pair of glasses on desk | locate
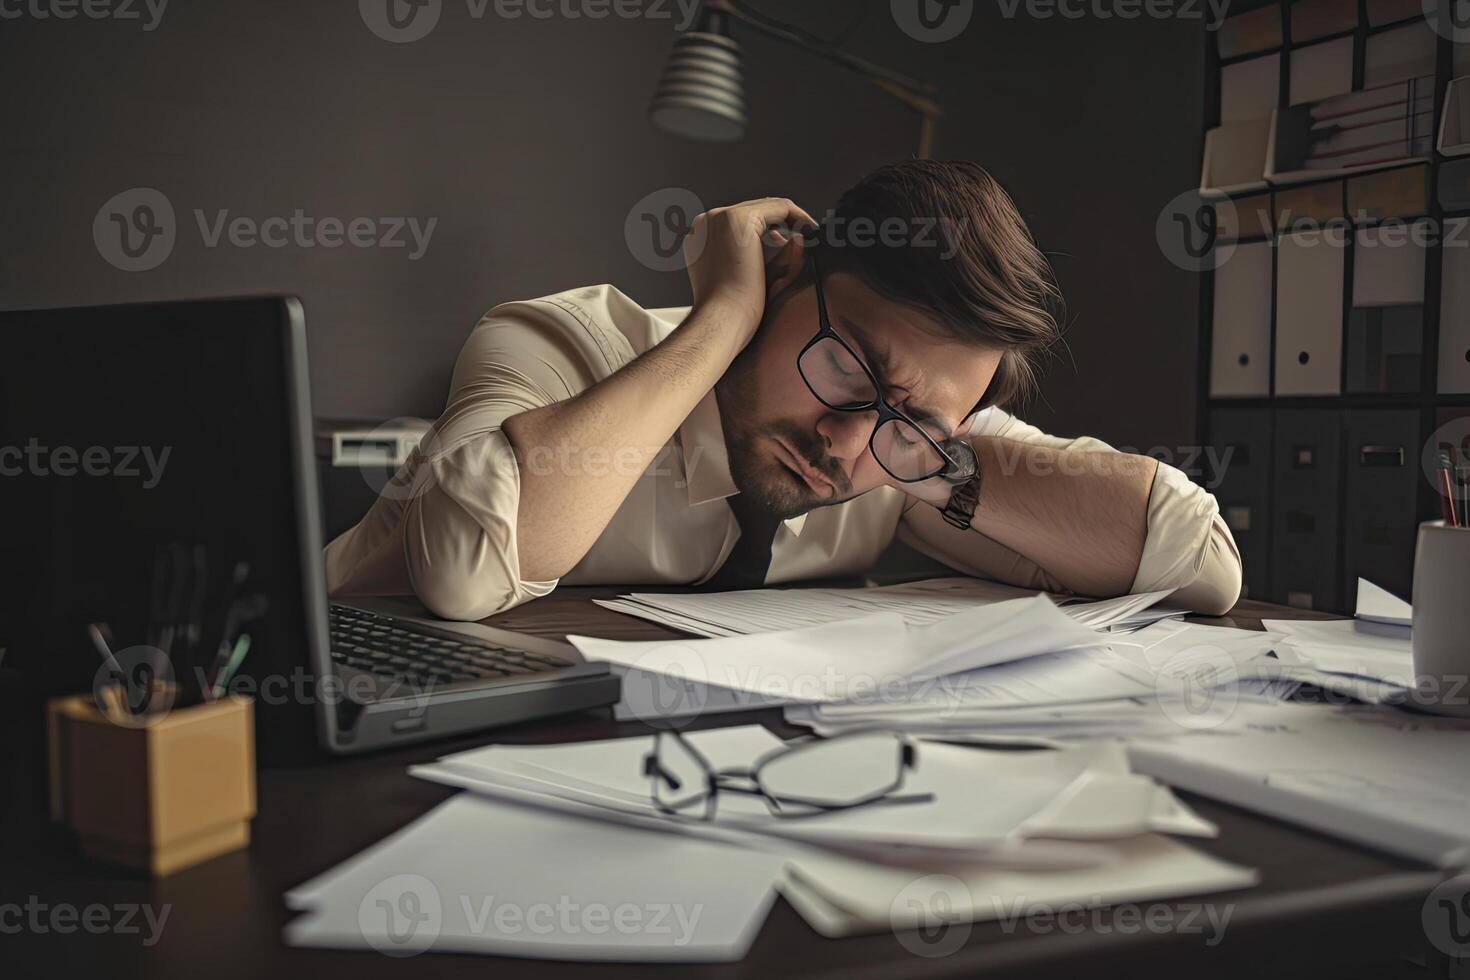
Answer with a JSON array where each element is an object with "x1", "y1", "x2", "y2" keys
[{"x1": 642, "y1": 729, "x2": 931, "y2": 820}]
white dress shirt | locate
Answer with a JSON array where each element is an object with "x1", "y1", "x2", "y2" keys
[{"x1": 325, "y1": 285, "x2": 1243, "y2": 620}]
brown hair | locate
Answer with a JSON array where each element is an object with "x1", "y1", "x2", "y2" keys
[{"x1": 814, "y1": 160, "x2": 1064, "y2": 411}]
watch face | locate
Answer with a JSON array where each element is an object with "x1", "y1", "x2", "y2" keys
[{"x1": 939, "y1": 439, "x2": 978, "y2": 483}]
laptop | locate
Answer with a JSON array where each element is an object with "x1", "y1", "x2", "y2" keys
[{"x1": 0, "y1": 297, "x2": 620, "y2": 764}]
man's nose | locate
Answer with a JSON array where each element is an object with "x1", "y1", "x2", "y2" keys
[{"x1": 815, "y1": 409, "x2": 875, "y2": 466}]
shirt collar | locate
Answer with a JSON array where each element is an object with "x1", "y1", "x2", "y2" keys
[{"x1": 676, "y1": 389, "x2": 808, "y2": 537}]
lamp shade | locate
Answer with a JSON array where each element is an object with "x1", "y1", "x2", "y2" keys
[{"x1": 649, "y1": 27, "x2": 747, "y2": 142}]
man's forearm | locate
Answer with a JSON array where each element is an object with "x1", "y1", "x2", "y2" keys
[
  {"x1": 968, "y1": 435, "x2": 1158, "y2": 597},
  {"x1": 501, "y1": 301, "x2": 751, "y2": 581}
]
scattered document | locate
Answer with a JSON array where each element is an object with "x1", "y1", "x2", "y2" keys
[
  {"x1": 1130, "y1": 705, "x2": 1470, "y2": 866},
  {"x1": 1263, "y1": 618, "x2": 1415, "y2": 688},
  {"x1": 284, "y1": 793, "x2": 784, "y2": 961},
  {"x1": 572, "y1": 595, "x2": 1105, "y2": 706},
  {"x1": 410, "y1": 726, "x2": 1214, "y2": 857},
  {"x1": 785, "y1": 621, "x2": 1290, "y2": 743},
  {"x1": 595, "y1": 577, "x2": 1179, "y2": 638},
  {"x1": 1354, "y1": 578, "x2": 1413, "y2": 628},
  {"x1": 286, "y1": 726, "x2": 1259, "y2": 960}
]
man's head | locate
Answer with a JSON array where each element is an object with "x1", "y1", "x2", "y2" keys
[{"x1": 715, "y1": 160, "x2": 1064, "y2": 519}]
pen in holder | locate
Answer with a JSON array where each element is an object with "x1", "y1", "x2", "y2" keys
[{"x1": 47, "y1": 691, "x2": 256, "y2": 876}]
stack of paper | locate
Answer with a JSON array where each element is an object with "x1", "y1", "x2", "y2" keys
[
  {"x1": 595, "y1": 577, "x2": 1185, "y2": 638},
  {"x1": 1260, "y1": 580, "x2": 1415, "y2": 697},
  {"x1": 284, "y1": 726, "x2": 1259, "y2": 959},
  {"x1": 574, "y1": 594, "x2": 1109, "y2": 722},
  {"x1": 785, "y1": 620, "x2": 1301, "y2": 744},
  {"x1": 1130, "y1": 704, "x2": 1470, "y2": 867}
]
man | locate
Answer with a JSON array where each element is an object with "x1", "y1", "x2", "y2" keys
[{"x1": 325, "y1": 160, "x2": 1241, "y2": 621}]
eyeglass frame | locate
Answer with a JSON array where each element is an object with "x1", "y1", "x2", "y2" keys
[
  {"x1": 641, "y1": 728, "x2": 931, "y2": 821},
  {"x1": 797, "y1": 249, "x2": 969, "y2": 484}
]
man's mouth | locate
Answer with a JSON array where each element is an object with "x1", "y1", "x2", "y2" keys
[{"x1": 772, "y1": 436, "x2": 835, "y2": 498}]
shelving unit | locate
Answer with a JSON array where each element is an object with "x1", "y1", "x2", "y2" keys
[{"x1": 1196, "y1": 0, "x2": 1470, "y2": 613}]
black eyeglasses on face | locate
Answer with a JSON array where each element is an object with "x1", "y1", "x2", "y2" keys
[{"x1": 796, "y1": 253, "x2": 963, "y2": 484}]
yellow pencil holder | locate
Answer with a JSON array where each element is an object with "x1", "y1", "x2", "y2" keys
[{"x1": 46, "y1": 693, "x2": 257, "y2": 876}]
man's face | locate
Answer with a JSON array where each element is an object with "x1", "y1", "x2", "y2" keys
[{"x1": 716, "y1": 266, "x2": 1001, "y2": 519}]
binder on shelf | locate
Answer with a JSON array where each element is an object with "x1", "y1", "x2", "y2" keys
[
  {"x1": 1348, "y1": 223, "x2": 1427, "y2": 398},
  {"x1": 1440, "y1": 158, "x2": 1470, "y2": 209},
  {"x1": 1209, "y1": 408, "x2": 1273, "y2": 600},
  {"x1": 1347, "y1": 164, "x2": 1430, "y2": 220},
  {"x1": 1210, "y1": 242, "x2": 1274, "y2": 397},
  {"x1": 1363, "y1": 21, "x2": 1438, "y2": 88},
  {"x1": 1275, "y1": 181, "x2": 1345, "y2": 231},
  {"x1": 1218, "y1": 4, "x2": 1283, "y2": 60},
  {"x1": 1341, "y1": 410, "x2": 1420, "y2": 608},
  {"x1": 1221, "y1": 54, "x2": 1281, "y2": 123},
  {"x1": 1289, "y1": 37, "x2": 1354, "y2": 106},
  {"x1": 1289, "y1": 0, "x2": 1359, "y2": 42},
  {"x1": 1438, "y1": 217, "x2": 1470, "y2": 393},
  {"x1": 1271, "y1": 410, "x2": 1344, "y2": 612},
  {"x1": 1201, "y1": 120, "x2": 1272, "y2": 196},
  {"x1": 1217, "y1": 193, "x2": 1273, "y2": 240},
  {"x1": 1439, "y1": 76, "x2": 1470, "y2": 158},
  {"x1": 1266, "y1": 77, "x2": 1436, "y2": 186},
  {"x1": 1274, "y1": 230, "x2": 1346, "y2": 396}
]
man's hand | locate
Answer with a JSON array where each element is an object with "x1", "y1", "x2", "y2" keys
[{"x1": 684, "y1": 197, "x2": 816, "y2": 349}]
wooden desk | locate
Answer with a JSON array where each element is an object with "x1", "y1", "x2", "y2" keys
[{"x1": 0, "y1": 591, "x2": 1448, "y2": 980}]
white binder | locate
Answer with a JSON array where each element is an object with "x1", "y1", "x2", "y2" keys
[{"x1": 1275, "y1": 230, "x2": 1346, "y2": 395}]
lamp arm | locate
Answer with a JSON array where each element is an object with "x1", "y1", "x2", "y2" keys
[{"x1": 710, "y1": 0, "x2": 942, "y2": 114}]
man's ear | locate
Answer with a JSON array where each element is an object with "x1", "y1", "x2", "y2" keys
[{"x1": 764, "y1": 232, "x2": 808, "y2": 303}]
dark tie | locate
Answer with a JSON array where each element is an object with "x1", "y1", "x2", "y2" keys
[{"x1": 700, "y1": 492, "x2": 783, "y2": 592}]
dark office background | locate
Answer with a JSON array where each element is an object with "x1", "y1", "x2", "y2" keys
[{"x1": 0, "y1": 0, "x2": 1203, "y2": 453}]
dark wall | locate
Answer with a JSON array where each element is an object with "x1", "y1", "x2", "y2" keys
[{"x1": 1, "y1": 1, "x2": 1203, "y2": 453}]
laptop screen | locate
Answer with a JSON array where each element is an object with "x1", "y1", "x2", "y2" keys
[{"x1": 0, "y1": 297, "x2": 329, "y2": 768}]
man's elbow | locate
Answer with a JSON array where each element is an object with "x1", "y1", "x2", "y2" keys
[
  {"x1": 1170, "y1": 541, "x2": 1244, "y2": 617},
  {"x1": 411, "y1": 564, "x2": 518, "y2": 622}
]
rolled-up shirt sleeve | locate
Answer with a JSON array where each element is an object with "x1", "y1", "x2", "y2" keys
[
  {"x1": 326, "y1": 308, "x2": 598, "y2": 621},
  {"x1": 896, "y1": 410, "x2": 1243, "y2": 616}
]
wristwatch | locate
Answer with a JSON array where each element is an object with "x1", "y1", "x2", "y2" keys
[{"x1": 937, "y1": 440, "x2": 982, "y2": 530}]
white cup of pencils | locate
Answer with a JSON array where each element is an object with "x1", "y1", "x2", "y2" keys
[{"x1": 1411, "y1": 519, "x2": 1470, "y2": 719}]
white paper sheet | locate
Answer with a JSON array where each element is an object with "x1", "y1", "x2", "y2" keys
[
  {"x1": 595, "y1": 577, "x2": 1176, "y2": 637},
  {"x1": 572, "y1": 595, "x2": 1104, "y2": 705},
  {"x1": 284, "y1": 794, "x2": 784, "y2": 961},
  {"x1": 1355, "y1": 578, "x2": 1413, "y2": 627},
  {"x1": 1263, "y1": 618, "x2": 1415, "y2": 686}
]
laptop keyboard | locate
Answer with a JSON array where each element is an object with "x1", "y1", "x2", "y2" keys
[{"x1": 329, "y1": 603, "x2": 570, "y2": 687}]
